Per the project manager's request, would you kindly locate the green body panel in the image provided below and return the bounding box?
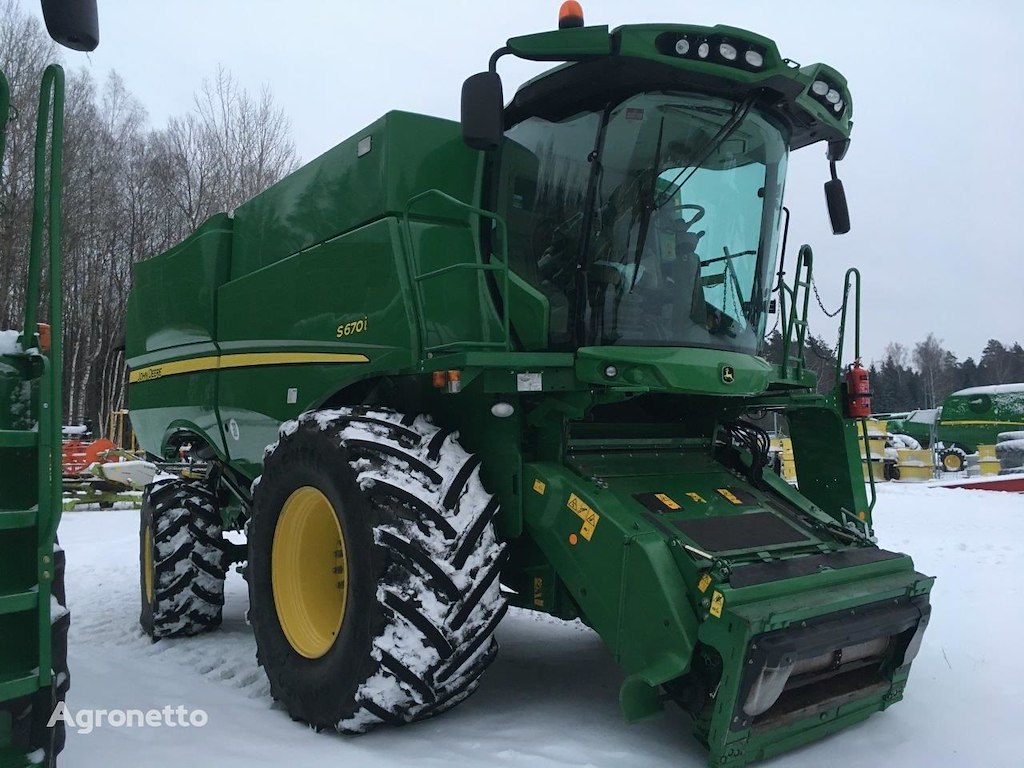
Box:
[126,213,232,354]
[213,217,419,474]
[507,25,613,60]
[576,346,772,395]
[228,112,481,281]
[787,397,872,524]
[124,21,932,767]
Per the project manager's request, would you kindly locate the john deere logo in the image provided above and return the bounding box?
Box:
[722,366,735,384]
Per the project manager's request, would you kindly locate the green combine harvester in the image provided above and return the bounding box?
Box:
[0,3,98,765]
[126,5,933,765]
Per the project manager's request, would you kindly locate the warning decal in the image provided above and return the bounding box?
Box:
[567,493,600,541]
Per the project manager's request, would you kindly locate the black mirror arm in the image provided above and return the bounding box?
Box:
[488,47,512,73]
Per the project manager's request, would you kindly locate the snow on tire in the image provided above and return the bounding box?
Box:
[995,438,1024,470]
[248,407,507,733]
[139,478,226,639]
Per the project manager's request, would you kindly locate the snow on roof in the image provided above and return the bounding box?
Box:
[0,330,21,355]
[952,383,1024,397]
[908,408,940,423]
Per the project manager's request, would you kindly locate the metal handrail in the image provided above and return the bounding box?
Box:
[831,267,875,511]
[778,244,813,380]
[834,267,862,388]
[402,188,511,354]
[22,65,64,360]
[33,66,66,549]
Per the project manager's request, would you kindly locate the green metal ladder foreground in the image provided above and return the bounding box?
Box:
[0,64,68,766]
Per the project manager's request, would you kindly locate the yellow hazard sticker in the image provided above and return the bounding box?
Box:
[710,590,725,618]
[716,488,743,505]
[698,573,712,593]
[686,492,706,504]
[533,576,544,608]
[567,493,600,541]
[655,493,681,510]
[533,479,546,495]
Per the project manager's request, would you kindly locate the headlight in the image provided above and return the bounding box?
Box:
[675,38,690,55]
[825,88,841,104]
[719,42,738,61]
[697,41,710,58]
[745,49,764,68]
[811,80,829,96]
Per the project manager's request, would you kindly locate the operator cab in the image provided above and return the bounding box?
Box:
[497,89,786,354]
[465,14,853,358]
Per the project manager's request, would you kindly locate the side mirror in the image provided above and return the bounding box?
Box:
[825,175,850,235]
[461,72,504,151]
[41,0,99,51]
[826,138,850,162]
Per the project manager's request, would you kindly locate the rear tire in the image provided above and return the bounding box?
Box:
[248,407,507,732]
[139,478,226,639]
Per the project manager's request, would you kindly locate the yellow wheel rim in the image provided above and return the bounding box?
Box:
[143,525,154,603]
[272,487,349,659]
[943,454,960,471]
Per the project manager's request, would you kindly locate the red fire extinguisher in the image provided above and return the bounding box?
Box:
[844,359,871,418]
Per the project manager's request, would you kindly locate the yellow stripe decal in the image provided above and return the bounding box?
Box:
[129,352,369,383]
[218,352,370,369]
[941,420,1024,427]
[129,356,220,383]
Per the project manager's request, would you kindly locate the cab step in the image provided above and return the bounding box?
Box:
[0,590,39,617]
[0,508,37,531]
[0,671,40,703]
[0,430,38,449]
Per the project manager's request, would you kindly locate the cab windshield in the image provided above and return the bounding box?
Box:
[499,91,788,353]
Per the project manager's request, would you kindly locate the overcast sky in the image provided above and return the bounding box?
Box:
[19,0,1024,363]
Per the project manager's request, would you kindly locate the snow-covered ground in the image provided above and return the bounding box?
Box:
[58,483,1022,767]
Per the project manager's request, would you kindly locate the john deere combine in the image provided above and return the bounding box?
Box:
[0,3,98,765]
[126,5,933,765]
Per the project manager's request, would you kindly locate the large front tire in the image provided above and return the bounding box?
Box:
[248,407,507,731]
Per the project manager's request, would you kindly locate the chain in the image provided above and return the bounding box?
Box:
[769,278,844,365]
[763,306,780,341]
[811,277,843,318]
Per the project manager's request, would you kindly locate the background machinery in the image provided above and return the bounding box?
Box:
[887,383,1024,472]
[126,6,933,766]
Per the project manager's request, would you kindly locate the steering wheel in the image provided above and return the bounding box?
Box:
[655,203,705,235]
[673,204,705,228]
